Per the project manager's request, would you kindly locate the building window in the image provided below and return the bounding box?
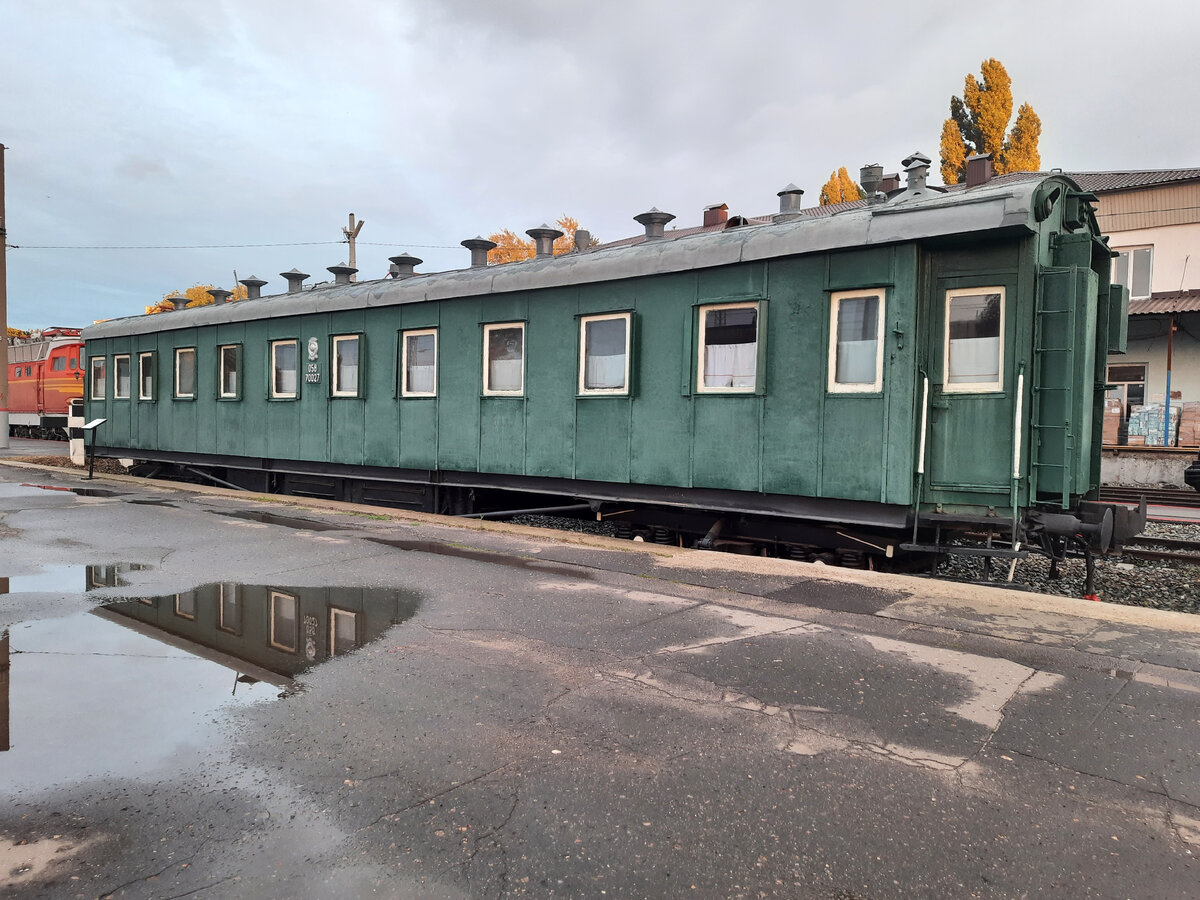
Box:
[271,340,298,399]
[579,313,631,395]
[944,287,1004,392]
[113,355,131,399]
[1113,247,1152,300]
[219,345,241,399]
[138,352,156,401]
[174,591,196,620]
[218,583,241,634]
[270,591,299,652]
[828,290,884,393]
[174,348,196,399]
[402,329,437,397]
[698,302,758,392]
[483,323,525,396]
[332,335,360,397]
[330,608,359,656]
[89,357,106,400]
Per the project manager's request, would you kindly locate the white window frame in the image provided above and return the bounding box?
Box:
[138,351,155,401]
[269,590,299,652]
[696,301,760,394]
[943,286,1005,394]
[89,356,107,400]
[270,339,298,400]
[1112,246,1153,300]
[482,322,526,397]
[174,591,196,620]
[827,290,885,394]
[329,608,360,657]
[113,354,131,399]
[578,312,632,396]
[174,347,196,399]
[331,335,361,398]
[218,583,241,634]
[401,328,438,398]
[218,344,240,399]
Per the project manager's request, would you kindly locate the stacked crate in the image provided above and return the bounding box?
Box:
[1103,398,1123,445]
[1126,404,1180,446]
[1177,402,1200,447]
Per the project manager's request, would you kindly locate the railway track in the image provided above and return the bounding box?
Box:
[1099,486,1200,508]
[1118,535,1200,565]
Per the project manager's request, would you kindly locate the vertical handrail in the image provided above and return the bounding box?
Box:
[911,373,929,545]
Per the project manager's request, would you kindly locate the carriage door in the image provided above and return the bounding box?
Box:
[36,359,46,412]
[925,280,1015,502]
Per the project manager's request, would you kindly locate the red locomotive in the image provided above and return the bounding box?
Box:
[7,328,85,439]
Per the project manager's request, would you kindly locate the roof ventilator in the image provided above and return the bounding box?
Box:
[239,275,267,299]
[167,292,188,311]
[860,164,885,204]
[526,224,563,258]
[774,185,805,221]
[461,236,497,268]
[281,268,309,293]
[573,229,592,253]
[327,262,357,285]
[388,253,422,278]
[207,288,233,304]
[633,208,675,240]
[890,152,938,204]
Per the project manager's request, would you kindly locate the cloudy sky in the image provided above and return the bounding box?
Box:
[3,0,1197,328]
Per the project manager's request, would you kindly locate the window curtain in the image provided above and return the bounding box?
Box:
[703,344,756,388]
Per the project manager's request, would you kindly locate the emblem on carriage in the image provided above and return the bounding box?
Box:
[307,337,320,361]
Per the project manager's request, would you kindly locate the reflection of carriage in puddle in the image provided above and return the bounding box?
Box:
[87,565,422,689]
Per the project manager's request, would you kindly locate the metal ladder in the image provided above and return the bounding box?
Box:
[1029,266,1078,509]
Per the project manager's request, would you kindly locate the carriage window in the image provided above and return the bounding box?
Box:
[174,591,196,620]
[89,357,106,400]
[579,313,631,395]
[698,302,758,392]
[332,335,360,397]
[113,355,131,399]
[70,358,78,370]
[828,290,884,393]
[483,323,525,396]
[269,591,299,652]
[174,348,196,399]
[330,608,359,656]
[271,340,298,399]
[402,329,437,397]
[52,357,66,371]
[945,287,1004,392]
[219,344,241,399]
[218,583,241,634]
[138,352,156,400]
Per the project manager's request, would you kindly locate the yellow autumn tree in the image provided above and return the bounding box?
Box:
[819,167,866,206]
[487,215,596,265]
[145,283,248,315]
[7,327,31,339]
[939,58,1041,184]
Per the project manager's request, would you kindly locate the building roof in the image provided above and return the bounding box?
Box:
[1129,289,1200,316]
[1067,169,1200,193]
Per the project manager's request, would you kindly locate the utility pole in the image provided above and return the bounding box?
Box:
[0,143,9,449]
[342,213,364,282]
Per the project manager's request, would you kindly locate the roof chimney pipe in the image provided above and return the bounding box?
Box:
[281,268,309,294]
[327,262,357,285]
[526,224,563,258]
[774,184,805,221]
[634,208,675,240]
[461,236,497,268]
[965,152,994,188]
[703,203,729,228]
[860,164,884,204]
[238,275,267,299]
[207,287,233,304]
[573,229,592,253]
[388,253,422,278]
[167,292,188,311]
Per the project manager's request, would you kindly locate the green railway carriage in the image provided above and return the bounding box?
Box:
[83,160,1134,563]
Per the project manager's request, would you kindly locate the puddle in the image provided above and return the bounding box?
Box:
[367,538,593,580]
[17,483,122,498]
[125,499,178,508]
[213,510,344,532]
[1,582,421,795]
[1,563,144,594]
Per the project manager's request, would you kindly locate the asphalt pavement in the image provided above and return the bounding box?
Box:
[1,459,1198,899]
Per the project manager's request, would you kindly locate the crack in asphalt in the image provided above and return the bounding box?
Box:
[99,837,213,899]
[357,764,515,832]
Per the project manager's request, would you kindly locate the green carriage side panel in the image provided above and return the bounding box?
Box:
[238,320,269,458]
[327,309,367,465]
[575,399,632,483]
[524,288,577,479]
[692,396,762,492]
[214,322,247,458]
[629,272,696,488]
[394,303,438,469]
[363,306,403,469]
[264,318,304,463]
[696,262,765,302]
[106,336,133,450]
[760,256,823,498]
[133,338,159,450]
[478,399,526,474]
[883,246,919,504]
[820,396,887,500]
[191,327,218,455]
[436,298,482,472]
[159,328,199,456]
